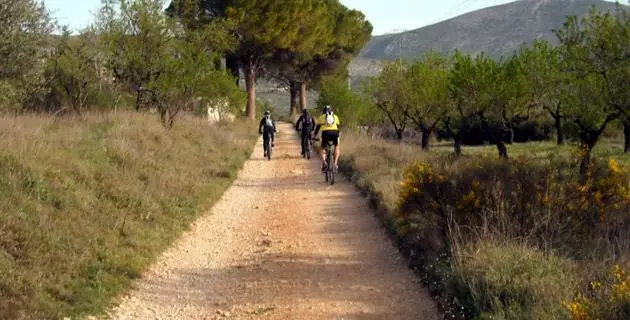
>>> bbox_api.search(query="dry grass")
[0,112,257,319]
[339,129,630,320]
[339,131,424,212]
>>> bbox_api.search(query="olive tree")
[518,40,567,145]
[404,51,450,150]
[0,0,54,112]
[446,51,495,157]
[363,60,411,140]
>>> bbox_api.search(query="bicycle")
[324,140,335,185]
[301,134,313,160]
[263,134,273,160]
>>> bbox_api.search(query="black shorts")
[321,130,339,146]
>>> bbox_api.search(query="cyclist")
[258,110,276,157]
[296,108,315,157]
[313,105,340,172]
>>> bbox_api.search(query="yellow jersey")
[316,113,340,131]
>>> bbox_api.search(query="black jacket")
[296,114,315,135]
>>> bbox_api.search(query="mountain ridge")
[358,0,624,61]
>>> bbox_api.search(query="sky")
[43,0,521,34]
[44,0,621,35]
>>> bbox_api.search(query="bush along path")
[101,122,438,320]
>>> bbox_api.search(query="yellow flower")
[608,158,621,174]
[564,301,590,320]
[615,264,625,282]
[590,281,602,291]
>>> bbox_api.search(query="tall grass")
[339,129,630,320]
[0,112,256,319]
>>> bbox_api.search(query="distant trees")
[404,52,450,150]
[168,0,371,118]
[46,28,97,115]
[0,0,372,128]
[351,3,630,171]
[519,40,566,145]
[554,5,630,171]
[92,0,243,127]
[0,0,54,112]
[0,0,254,127]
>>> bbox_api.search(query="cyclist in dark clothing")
[259,110,276,157]
[296,108,315,157]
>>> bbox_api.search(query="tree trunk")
[396,128,404,140]
[496,140,508,159]
[299,82,307,111]
[454,137,462,158]
[421,130,431,151]
[506,126,514,144]
[289,81,299,116]
[624,121,630,153]
[555,115,565,145]
[245,64,256,120]
[579,144,593,177]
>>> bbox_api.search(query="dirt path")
[105,123,439,320]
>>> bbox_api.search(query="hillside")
[359,0,622,60]
[0,113,255,319]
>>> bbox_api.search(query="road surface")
[105,123,438,320]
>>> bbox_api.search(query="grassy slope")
[0,112,257,319]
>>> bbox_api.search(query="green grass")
[430,139,630,165]
[0,112,257,320]
[452,241,578,320]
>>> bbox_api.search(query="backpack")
[325,112,335,126]
[303,115,313,129]
[265,115,273,128]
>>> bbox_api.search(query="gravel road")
[104,122,439,320]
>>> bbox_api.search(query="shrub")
[399,156,630,256]
[339,130,630,319]
[436,119,554,145]
[451,241,577,319]
[566,264,630,320]
[513,120,554,143]
[397,155,630,318]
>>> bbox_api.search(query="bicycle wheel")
[326,146,334,185]
[266,140,272,160]
[305,138,311,160]
[324,147,330,183]
[329,145,335,185]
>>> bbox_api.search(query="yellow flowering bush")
[567,159,630,225]
[399,156,630,249]
[565,265,630,320]
[397,154,630,319]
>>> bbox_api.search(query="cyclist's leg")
[320,132,329,170]
[270,132,275,147]
[333,132,340,168]
[263,132,269,154]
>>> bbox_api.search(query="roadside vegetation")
[1,0,372,318]
[0,113,256,319]
[327,3,630,320]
